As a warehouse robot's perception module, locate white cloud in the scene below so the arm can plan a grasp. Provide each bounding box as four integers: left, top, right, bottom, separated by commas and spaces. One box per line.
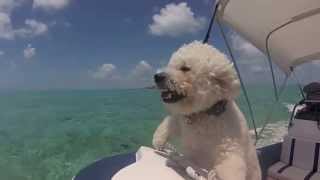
90, 61, 155, 88
25, 19, 48, 35
0, 0, 48, 40
149, 2, 206, 37
0, 50, 5, 56
131, 61, 153, 80
0, 0, 23, 13
229, 32, 268, 72
312, 60, 320, 67
0, 0, 24, 39
92, 64, 117, 80
49, 20, 71, 28
15, 19, 48, 37
230, 32, 264, 59
33, 0, 71, 10
0, 12, 14, 39
23, 44, 36, 59
228, 31, 273, 83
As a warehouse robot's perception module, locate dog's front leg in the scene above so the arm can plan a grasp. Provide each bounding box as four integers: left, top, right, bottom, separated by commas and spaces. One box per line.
152, 116, 178, 150
208, 152, 247, 180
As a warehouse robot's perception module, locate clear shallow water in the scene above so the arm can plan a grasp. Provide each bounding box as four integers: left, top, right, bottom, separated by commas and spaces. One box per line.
0, 86, 301, 180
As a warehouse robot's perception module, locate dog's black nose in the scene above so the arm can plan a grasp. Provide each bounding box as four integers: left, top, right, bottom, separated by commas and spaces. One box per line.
154, 72, 167, 83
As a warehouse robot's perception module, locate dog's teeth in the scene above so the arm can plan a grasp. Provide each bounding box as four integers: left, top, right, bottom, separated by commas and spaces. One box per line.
161, 89, 169, 93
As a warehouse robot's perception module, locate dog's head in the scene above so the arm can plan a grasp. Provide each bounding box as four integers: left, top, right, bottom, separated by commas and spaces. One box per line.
154, 41, 240, 115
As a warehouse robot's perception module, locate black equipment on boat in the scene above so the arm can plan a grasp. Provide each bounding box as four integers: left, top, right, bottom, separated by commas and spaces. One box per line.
304, 82, 320, 101
290, 82, 320, 127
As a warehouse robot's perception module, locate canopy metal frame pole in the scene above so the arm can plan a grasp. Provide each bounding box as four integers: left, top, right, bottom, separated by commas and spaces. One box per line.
216, 19, 259, 141
265, 21, 294, 101
203, 1, 220, 44
291, 67, 306, 100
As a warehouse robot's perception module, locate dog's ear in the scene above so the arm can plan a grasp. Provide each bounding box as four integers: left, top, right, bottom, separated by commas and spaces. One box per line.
209, 63, 241, 99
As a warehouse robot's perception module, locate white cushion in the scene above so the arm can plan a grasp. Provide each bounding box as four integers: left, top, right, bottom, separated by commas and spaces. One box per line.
289, 119, 320, 141
112, 146, 185, 180
280, 136, 316, 170
293, 138, 316, 170
268, 161, 320, 180
310, 173, 320, 180
268, 161, 286, 178
280, 136, 291, 163
278, 166, 312, 180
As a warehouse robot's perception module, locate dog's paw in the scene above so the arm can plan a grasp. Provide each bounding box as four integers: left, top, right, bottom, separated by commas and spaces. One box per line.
186, 167, 207, 180
208, 170, 219, 180
152, 138, 166, 151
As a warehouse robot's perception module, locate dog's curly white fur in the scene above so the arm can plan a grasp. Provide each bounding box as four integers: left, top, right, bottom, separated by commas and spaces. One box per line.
153, 41, 261, 180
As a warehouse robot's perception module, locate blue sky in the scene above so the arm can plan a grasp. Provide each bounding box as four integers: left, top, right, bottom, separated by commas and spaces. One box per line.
0, 0, 318, 90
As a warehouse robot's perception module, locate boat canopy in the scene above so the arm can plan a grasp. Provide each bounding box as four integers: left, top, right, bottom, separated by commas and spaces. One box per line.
217, 0, 320, 73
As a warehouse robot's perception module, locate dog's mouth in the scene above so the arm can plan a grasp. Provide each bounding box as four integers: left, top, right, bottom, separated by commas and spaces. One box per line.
160, 88, 186, 103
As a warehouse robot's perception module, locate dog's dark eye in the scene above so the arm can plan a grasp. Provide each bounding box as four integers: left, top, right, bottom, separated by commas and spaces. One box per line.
180, 66, 191, 72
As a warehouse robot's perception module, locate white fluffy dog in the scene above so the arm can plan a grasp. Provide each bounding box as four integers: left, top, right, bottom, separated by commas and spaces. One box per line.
152, 41, 261, 180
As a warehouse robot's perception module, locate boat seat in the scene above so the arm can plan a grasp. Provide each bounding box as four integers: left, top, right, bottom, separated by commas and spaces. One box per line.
288, 119, 320, 141
267, 136, 320, 180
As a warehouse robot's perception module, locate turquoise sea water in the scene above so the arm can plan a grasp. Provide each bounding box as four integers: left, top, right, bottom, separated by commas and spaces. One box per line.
0, 86, 301, 180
